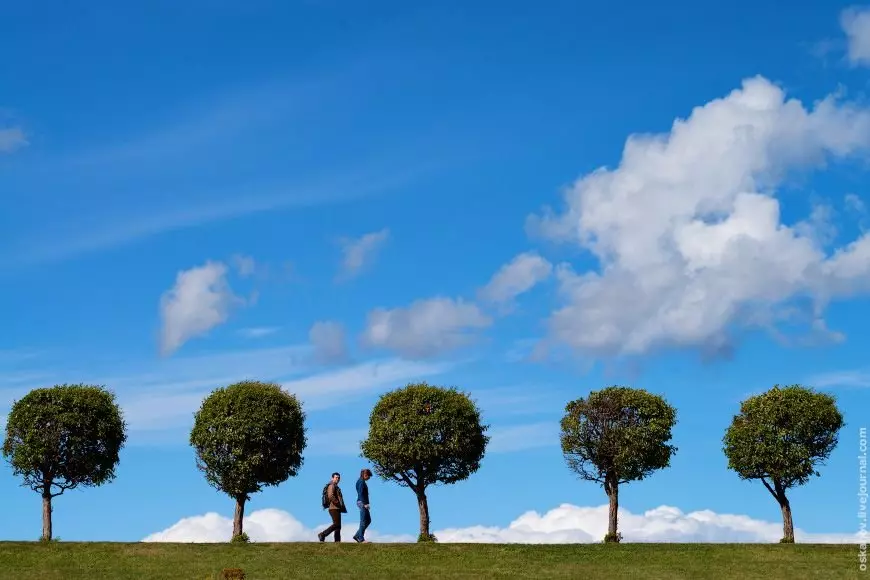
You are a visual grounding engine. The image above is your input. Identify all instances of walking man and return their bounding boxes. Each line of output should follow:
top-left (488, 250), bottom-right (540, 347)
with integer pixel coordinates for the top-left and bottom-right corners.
top-left (318, 472), bottom-right (347, 542)
top-left (353, 468), bottom-right (373, 543)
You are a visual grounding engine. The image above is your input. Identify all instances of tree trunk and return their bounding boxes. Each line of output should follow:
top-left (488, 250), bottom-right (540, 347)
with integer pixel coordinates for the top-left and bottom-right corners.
top-left (779, 496), bottom-right (794, 543)
top-left (416, 490), bottom-right (431, 539)
top-left (233, 496), bottom-right (246, 538)
top-left (773, 481), bottom-right (794, 543)
top-left (604, 473), bottom-right (619, 542)
top-left (41, 491), bottom-right (52, 542)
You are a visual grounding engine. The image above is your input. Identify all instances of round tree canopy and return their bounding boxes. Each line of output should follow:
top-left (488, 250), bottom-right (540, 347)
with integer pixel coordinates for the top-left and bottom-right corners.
top-left (2, 383), bottom-right (127, 495)
top-left (361, 382), bottom-right (489, 489)
top-left (723, 384), bottom-right (844, 487)
top-left (189, 380), bottom-right (307, 499)
top-left (560, 385), bottom-right (677, 485)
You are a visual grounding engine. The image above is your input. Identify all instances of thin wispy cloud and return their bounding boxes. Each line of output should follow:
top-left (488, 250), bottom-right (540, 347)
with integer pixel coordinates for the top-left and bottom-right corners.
top-left (56, 82), bottom-right (313, 171)
top-left (309, 321), bottom-right (349, 364)
top-left (305, 427), bottom-right (368, 456)
top-left (488, 421), bottom-right (559, 453)
top-left (806, 369), bottom-right (870, 388)
top-left (0, 344), bottom-right (311, 441)
top-left (238, 326), bottom-right (280, 339)
top-left (282, 358), bottom-right (455, 411)
top-left (337, 228), bottom-right (390, 280)
top-left (41, 349), bottom-right (458, 441)
top-left (6, 163), bottom-right (432, 267)
top-left (0, 127), bottom-right (27, 153)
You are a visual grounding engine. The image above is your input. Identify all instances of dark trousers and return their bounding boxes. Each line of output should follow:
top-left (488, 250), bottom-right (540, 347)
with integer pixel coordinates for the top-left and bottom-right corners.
top-left (321, 509), bottom-right (342, 541)
top-left (354, 503), bottom-right (371, 540)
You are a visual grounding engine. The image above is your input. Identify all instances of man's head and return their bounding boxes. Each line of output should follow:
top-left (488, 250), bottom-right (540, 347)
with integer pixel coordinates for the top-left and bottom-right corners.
top-left (331, 472), bottom-right (341, 483)
top-left (360, 468), bottom-right (372, 480)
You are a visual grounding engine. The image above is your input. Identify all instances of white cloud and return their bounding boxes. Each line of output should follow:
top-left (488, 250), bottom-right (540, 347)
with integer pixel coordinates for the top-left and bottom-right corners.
top-left (362, 297), bottom-right (492, 358)
top-left (238, 326), bottom-right (280, 339)
top-left (525, 76), bottom-right (870, 358)
top-left (478, 252), bottom-right (552, 306)
top-left (841, 6), bottom-right (870, 66)
top-left (309, 321), bottom-right (349, 364)
top-left (159, 261), bottom-right (243, 355)
top-left (0, 127), bottom-right (27, 153)
top-left (143, 504), bottom-right (859, 544)
top-left (338, 228), bottom-right (390, 279)
top-left (436, 504), bottom-right (859, 544)
top-left (143, 508), bottom-right (413, 543)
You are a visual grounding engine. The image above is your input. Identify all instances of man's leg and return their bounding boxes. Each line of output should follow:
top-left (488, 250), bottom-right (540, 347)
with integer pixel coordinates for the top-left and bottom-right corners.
top-left (331, 509), bottom-right (342, 542)
top-left (319, 510), bottom-right (339, 541)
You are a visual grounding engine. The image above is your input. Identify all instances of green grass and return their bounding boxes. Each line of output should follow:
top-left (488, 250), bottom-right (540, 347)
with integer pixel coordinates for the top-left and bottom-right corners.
top-left (0, 542), bottom-right (863, 579)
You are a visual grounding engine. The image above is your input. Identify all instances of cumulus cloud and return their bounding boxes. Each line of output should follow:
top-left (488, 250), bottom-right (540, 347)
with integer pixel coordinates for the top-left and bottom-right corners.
top-left (159, 261), bottom-right (243, 355)
top-left (309, 321), bottom-right (349, 364)
top-left (338, 228), bottom-right (390, 280)
top-left (143, 504), bottom-right (859, 544)
top-left (524, 76), bottom-right (870, 358)
top-left (0, 127), bottom-right (27, 153)
top-left (143, 508), bottom-right (413, 543)
top-left (841, 6), bottom-right (870, 66)
top-left (478, 251), bottom-right (552, 307)
top-left (362, 297), bottom-right (492, 358)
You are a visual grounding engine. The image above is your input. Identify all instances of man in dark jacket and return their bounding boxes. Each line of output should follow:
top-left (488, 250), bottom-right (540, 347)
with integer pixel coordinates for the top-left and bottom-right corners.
top-left (317, 472), bottom-right (347, 542)
top-left (353, 468), bottom-right (373, 543)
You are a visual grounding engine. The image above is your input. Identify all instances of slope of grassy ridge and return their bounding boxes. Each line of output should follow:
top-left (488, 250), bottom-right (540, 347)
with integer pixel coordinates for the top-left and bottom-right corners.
top-left (0, 542), bottom-right (862, 579)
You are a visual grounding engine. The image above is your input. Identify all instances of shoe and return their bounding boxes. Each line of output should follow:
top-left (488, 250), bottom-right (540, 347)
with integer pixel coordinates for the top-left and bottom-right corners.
top-left (317, 533), bottom-right (325, 542)
top-left (353, 536), bottom-right (362, 543)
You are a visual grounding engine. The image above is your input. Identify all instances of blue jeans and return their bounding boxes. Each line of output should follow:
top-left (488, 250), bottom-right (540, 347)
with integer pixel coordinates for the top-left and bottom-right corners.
top-left (354, 501), bottom-right (371, 540)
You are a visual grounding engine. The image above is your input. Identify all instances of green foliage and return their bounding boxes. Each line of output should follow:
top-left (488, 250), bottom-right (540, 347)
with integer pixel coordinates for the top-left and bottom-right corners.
top-left (722, 384), bottom-right (844, 489)
top-left (189, 381), bottom-right (307, 501)
top-left (2, 384), bottom-right (127, 497)
top-left (417, 533), bottom-right (438, 543)
top-left (559, 386), bottom-right (677, 485)
top-left (360, 382), bottom-right (489, 490)
top-left (603, 532), bottom-right (623, 543)
top-left (230, 533), bottom-right (250, 544)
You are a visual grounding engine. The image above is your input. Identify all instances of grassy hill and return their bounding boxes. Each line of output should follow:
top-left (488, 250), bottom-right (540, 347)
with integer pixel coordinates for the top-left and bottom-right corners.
top-left (0, 542), bottom-right (862, 579)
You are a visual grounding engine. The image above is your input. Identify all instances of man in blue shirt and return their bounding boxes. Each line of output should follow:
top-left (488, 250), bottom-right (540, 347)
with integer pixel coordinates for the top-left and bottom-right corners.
top-left (352, 468), bottom-right (372, 543)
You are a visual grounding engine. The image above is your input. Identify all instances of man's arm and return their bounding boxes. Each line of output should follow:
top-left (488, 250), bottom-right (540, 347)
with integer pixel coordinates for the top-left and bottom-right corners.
top-left (327, 483), bottom-right (337, 506)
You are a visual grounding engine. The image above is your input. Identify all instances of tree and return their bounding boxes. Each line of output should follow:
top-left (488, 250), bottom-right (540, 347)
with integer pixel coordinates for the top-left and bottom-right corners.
top-left (2, 384), bottom-right (127, 541)
top-left (360, 382), bottom-right (489, 541)
top-left (723, 384), bottom-right (844, 543)
top-left (560, 386), bottom-right (677, 543)
top-left (189, 380), bottom-right (306, 541)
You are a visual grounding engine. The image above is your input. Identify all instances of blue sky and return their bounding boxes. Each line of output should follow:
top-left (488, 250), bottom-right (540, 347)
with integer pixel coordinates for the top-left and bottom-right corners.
top-left (1, 0), bottom-right (869, 543)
